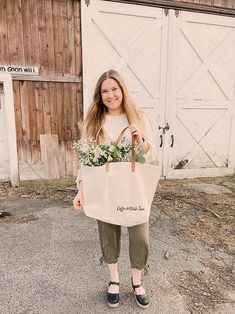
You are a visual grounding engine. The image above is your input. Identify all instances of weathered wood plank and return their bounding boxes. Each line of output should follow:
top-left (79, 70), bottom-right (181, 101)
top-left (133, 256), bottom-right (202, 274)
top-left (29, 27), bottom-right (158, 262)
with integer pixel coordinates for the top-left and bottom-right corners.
top-left (21, 0), bottom-right (32, 65)
top-left (29, 0), bottom-right (40, 66)
top-left (50, 82), bottom-right (58, 134)
top-left (15, 0), bottom-right (25, 64)
top-left (61, 0), bottom-right (70, 74)
top-left (200, 0), bottom-right (211, 5)
top-left (45, 0), bottom-right (56, 74)
top-left (17, 141), bottom-right (24, 164)
top-left (227, 0), bottom-right (234, 9)
top-left (41, 81), bottom-right (52, 133)
top-left (64, 82), bottom-right (72, 141)
top-left (56, 82), bottom-right (65, 140)
top-left (6, 0), bottom-right (21, 64)
top-left (40, 134), bottom-right (60, 178)
top-left (13, 81), bottom-right (23, 142)
top-left (27, 81), bottom-right (37, 142)
top-left (59, 140), bottom-right (66, 177)
top-left (67, 0), bottom-right (76, 75)
top-left (31, 140), bottom-right (40, 163)
top-left (65, 141), bottom-right (73, 177)
top-left (35, 82), bottom-right (44, 138)
top-left (74, 0), bottom-right (82, 77)
top-left (0, 0), bottom-right (10, 64)
top-left (20, 81), bottom-right (32, 163)
top-left (70, 83), bottom-right (79, 140)
top-left (37, 0), bottom-right (48, 74)
top-left (110, 0), bottom-right (235, 16)
top-left (12, 75), bottom-right (82, 82)
top-left (52, 0), bottom-right (63, 74)
top-left (76, 83), bottom-right (83, 133)
top-left (19, 81), bottom-right (30, 144)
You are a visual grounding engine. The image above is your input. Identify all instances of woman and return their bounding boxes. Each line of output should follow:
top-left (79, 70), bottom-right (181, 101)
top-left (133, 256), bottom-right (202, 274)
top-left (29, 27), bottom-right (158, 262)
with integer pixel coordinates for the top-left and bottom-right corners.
top-left (73, 69), bottom-right (156, 309)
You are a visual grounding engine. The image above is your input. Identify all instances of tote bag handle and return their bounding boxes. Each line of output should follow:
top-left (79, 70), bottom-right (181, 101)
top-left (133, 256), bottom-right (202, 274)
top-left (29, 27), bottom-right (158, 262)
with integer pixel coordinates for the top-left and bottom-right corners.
top-left (96, 126), bottom-right (136, 172)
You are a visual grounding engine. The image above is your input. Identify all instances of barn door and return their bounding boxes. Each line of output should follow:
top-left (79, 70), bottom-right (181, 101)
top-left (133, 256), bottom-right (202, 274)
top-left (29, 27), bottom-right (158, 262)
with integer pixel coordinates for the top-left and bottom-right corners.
top-left (81, 0), bottom-right (168, 171)
top-left (164, 10), bottom-right (235, 178)
top-left (81, 1), bottom-right (235, 179)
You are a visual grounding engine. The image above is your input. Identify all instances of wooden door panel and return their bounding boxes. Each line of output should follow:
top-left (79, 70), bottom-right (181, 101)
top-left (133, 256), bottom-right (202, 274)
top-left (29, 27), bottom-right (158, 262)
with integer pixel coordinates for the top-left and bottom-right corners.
top-left (81, 0), bottom-right (168, 170)
top-left (166, 10), bottom-right (235, 178)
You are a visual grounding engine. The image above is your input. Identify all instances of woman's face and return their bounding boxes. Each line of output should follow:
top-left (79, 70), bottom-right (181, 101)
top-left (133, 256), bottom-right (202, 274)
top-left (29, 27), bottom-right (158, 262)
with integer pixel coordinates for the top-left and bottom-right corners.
top-left (100, 78), bottom-right (123, 115)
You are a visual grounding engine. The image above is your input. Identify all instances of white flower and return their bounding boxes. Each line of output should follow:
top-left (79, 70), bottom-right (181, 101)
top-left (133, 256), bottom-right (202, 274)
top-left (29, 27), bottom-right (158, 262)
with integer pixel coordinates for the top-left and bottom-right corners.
top-left (73, 137), bottom-right (137, 166)
top-left (109, 145), bottom-right (115, 152)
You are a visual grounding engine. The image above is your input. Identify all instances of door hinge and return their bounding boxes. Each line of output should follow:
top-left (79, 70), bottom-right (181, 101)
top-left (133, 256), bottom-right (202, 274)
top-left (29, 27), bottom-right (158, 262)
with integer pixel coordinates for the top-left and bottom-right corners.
top-left (85, 0), bottom-right (90, 7)
top-left (175, 10), bottom-right (180, 18)
top-left (164, 9), bottom-right (169, 17)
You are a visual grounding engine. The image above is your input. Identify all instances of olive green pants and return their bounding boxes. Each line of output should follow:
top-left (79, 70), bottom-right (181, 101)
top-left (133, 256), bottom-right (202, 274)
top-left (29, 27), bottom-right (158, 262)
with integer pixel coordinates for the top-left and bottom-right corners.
top-left (97, 220), bottom-right (149, 269)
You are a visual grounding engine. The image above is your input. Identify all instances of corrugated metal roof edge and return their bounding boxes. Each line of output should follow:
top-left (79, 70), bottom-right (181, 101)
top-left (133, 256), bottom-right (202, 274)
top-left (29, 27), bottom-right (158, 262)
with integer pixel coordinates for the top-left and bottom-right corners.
top-left (104, 0), bottom-right (235, 17)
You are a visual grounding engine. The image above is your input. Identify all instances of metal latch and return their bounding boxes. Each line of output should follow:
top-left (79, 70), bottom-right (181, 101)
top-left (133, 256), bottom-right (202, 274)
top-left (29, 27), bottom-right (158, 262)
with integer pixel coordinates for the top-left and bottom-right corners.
top-left (159, 122), bottom-right (170, 134)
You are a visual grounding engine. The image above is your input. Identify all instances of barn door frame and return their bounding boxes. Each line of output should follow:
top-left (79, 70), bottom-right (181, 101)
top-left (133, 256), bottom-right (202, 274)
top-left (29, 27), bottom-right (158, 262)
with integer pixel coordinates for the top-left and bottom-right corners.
top-left (0, 73), bottom-right (19, 186)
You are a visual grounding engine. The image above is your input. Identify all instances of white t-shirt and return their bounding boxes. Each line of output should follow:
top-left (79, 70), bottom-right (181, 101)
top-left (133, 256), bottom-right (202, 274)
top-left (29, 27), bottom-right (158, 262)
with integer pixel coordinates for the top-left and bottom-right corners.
top-left (103, 113), bottom-right (131, 144)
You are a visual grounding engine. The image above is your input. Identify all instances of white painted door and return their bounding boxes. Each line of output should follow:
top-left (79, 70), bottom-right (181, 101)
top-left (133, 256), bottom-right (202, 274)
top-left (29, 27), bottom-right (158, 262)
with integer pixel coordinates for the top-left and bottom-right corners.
top-left (165, 10), bottom-right (235, 178)
top-left (0, 84), bottom-right (10, 180)
top-left (81, 0), bottom-right (168, 170)
top-left (81, 0), bottom-right (235, 178)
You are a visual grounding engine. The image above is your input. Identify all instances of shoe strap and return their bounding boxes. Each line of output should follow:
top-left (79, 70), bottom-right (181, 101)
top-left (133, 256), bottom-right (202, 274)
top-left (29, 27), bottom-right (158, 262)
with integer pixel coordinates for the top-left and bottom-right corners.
top-left (133, 283), bottom-right (142, 289)
top-left (109, 281), bottom-right (119, 286)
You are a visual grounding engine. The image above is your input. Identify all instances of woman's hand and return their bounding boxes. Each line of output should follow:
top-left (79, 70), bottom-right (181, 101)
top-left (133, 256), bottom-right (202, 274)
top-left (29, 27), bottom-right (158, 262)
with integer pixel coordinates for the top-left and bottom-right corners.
top-left (73, 190), bottom-right (84, 213)
top-left (129, 124), bottom-right (142, 143)
top-left (129, 124), bottom-right (150, 154)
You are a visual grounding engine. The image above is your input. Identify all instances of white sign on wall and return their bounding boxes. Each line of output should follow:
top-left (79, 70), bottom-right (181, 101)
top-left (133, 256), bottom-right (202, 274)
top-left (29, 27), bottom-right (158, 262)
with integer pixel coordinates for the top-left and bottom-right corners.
top-left (0, 65), bottom-right (39, 75)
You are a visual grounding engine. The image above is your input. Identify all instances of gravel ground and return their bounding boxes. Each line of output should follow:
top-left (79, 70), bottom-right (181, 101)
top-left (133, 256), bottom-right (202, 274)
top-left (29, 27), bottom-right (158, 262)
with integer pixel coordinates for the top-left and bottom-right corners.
top-left (0, 175), bottom-right (234, 314)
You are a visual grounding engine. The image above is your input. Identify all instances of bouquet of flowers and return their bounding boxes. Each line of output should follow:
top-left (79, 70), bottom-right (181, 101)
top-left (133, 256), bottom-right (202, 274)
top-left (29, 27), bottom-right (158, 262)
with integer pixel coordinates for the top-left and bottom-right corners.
top-left (73, 138), bottom-right (145, 167)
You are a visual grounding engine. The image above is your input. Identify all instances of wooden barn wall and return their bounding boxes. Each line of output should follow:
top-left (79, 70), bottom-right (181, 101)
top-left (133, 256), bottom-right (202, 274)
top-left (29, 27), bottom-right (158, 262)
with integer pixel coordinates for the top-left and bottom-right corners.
top-left (110, 0), bottom-right (235, 13)
top-left (167, 0), bottom-right (235, 9)
top-left (0, 0), bottom-right (82, 76)
top-left (0, 0), bottom-right (82, 179)
top-left (13, 80), bottom-right (82, 175)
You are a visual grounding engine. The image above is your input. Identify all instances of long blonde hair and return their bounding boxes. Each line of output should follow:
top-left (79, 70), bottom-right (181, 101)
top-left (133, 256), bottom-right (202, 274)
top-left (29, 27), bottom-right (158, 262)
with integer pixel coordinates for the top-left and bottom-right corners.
top-left (82, 69), bottom-right (145, 142)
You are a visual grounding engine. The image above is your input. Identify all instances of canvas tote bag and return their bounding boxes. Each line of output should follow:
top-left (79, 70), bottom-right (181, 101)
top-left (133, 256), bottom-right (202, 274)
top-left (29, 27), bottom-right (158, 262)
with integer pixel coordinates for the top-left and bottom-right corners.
top-left (81, 127), bottom-right (160, 226)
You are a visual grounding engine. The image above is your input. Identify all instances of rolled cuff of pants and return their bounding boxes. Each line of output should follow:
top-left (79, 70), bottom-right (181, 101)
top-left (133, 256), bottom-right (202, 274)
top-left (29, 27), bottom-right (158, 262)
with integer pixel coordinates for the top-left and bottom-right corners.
top-left (97, 220), bottom-right (149, 269)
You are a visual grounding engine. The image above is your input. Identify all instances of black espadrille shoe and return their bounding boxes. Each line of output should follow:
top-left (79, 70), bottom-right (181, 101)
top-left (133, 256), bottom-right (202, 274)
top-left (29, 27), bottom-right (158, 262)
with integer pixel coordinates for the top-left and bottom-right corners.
top-left (132, 280), bottom-right (149, 309)
top-left (107, 281), bottom-right (119, 308)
